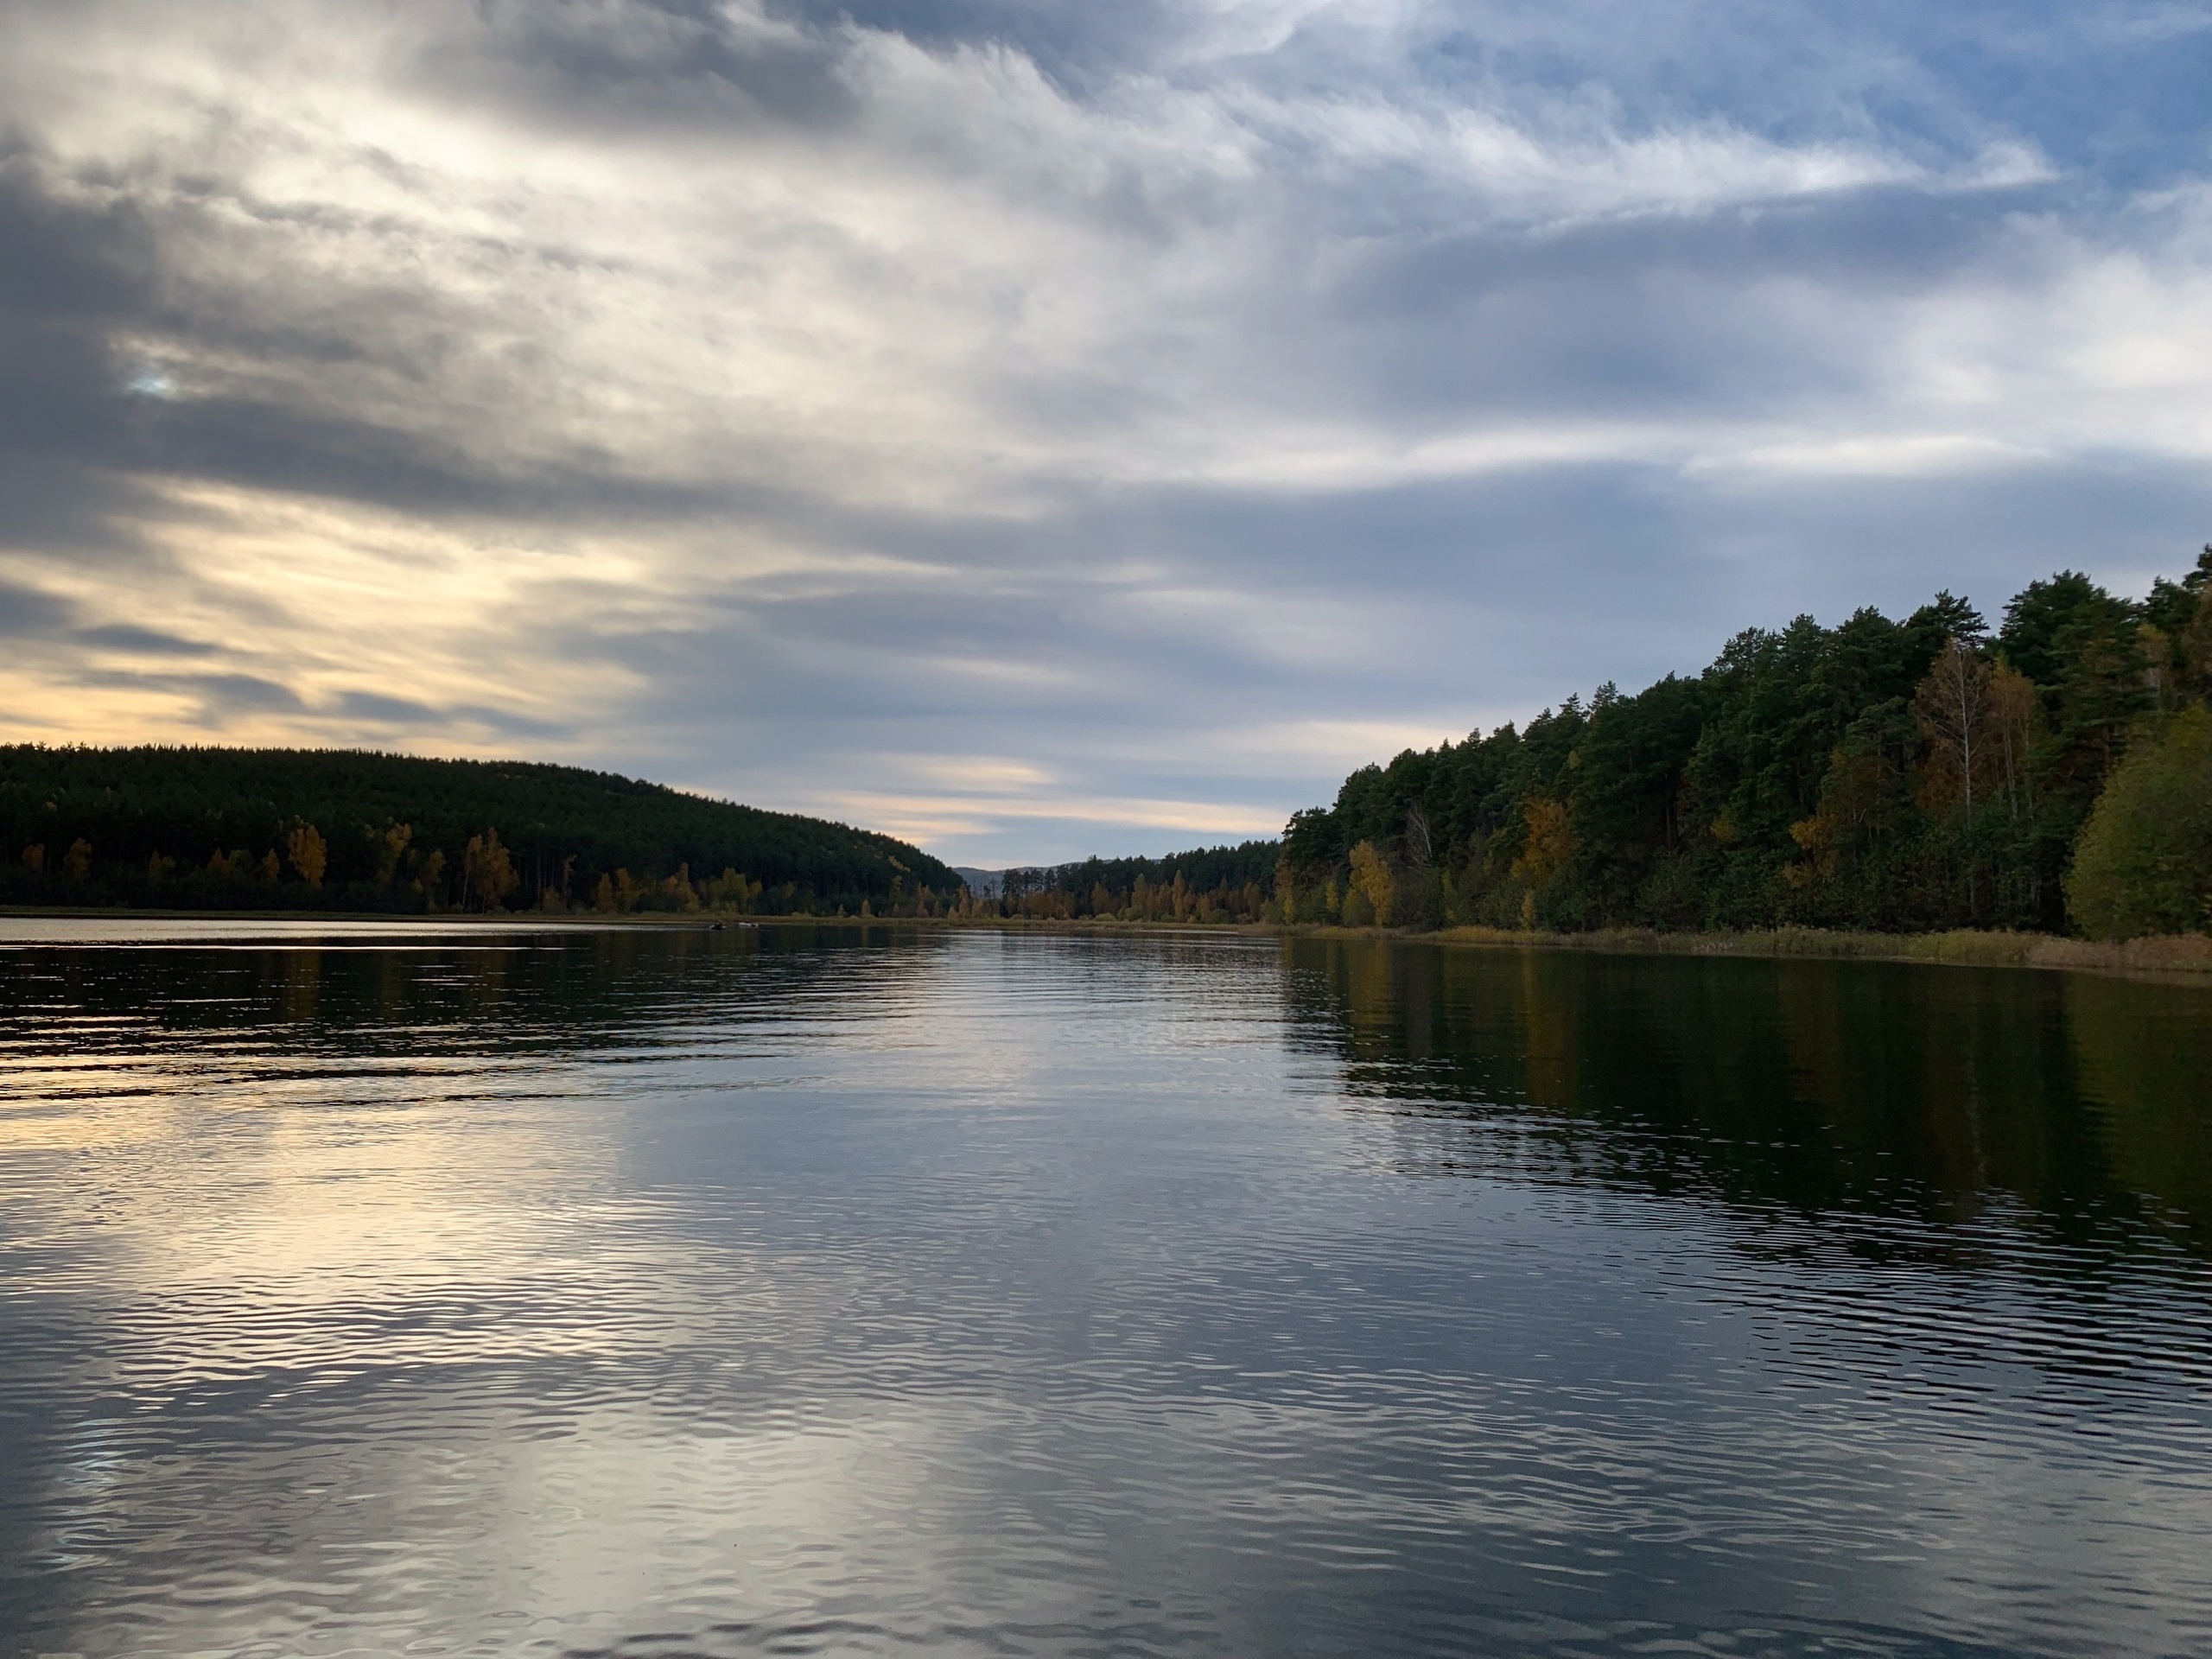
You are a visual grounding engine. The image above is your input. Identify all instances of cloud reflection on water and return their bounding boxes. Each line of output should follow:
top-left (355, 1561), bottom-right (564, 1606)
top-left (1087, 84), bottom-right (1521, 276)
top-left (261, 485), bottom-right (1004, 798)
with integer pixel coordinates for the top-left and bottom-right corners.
top-left (1, 925), bottom-right (2209, 1656)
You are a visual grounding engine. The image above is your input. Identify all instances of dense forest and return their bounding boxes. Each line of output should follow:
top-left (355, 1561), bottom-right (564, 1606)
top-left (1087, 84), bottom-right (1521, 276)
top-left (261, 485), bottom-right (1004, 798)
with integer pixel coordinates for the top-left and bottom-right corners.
top-left (983, 841), bottom-right (1282, 923)
top-left (0, 747), bottom-right (961, 915)
top-left (1283, 548), bottom-right (2212, 940)
top-left (998, 549), bottom-right (2212, 941)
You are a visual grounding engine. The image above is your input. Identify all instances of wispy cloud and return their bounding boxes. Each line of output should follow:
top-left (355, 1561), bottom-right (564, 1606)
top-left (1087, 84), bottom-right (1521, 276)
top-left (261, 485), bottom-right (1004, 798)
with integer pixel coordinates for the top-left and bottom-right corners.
top-left (1, 0), bottom-right (2209, 860)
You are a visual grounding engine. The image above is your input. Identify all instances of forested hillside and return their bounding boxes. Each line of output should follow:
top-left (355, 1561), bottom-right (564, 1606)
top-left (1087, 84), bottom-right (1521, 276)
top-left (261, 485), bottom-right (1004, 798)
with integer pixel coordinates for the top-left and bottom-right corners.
top-left (993, 549), bottom-right (2212, 940)
top-left (1283, 548), bottom-right (2212, 939)
top-left (988, 841), bottom-right (1281, 922)
top-left (0, 748), bottom-right (960, 915)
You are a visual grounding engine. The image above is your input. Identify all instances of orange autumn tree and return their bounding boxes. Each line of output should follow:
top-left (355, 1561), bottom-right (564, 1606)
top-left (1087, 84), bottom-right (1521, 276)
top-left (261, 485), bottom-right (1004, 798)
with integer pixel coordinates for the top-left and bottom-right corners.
top-left (461, 828), bottom-right (519, 911)
top-left (284, 822), bottom-right (328, 888)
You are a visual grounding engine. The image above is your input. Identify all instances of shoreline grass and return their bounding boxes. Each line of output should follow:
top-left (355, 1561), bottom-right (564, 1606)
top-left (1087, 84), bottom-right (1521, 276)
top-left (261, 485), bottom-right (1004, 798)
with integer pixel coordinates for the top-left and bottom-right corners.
top-left (1414, 921), bottom-right (2212, 979)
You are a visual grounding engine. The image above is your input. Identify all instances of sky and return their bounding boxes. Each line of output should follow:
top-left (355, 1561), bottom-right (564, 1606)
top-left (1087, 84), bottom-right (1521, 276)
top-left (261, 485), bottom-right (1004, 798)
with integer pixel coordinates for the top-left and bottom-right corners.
top-left (2, 0), bottom-right (2210, 867)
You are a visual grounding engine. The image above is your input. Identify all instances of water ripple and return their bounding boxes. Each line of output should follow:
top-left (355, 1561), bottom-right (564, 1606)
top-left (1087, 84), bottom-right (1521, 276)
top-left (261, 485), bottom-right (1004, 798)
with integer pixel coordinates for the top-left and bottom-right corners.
top-left (1, 925), bottom-right (2209, 1657)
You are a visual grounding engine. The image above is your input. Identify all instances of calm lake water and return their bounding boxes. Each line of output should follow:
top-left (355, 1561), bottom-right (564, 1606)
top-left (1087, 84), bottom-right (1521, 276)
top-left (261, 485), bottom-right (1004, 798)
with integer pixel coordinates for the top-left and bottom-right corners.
top-left (3, 921), bottom-right (2210, 1658)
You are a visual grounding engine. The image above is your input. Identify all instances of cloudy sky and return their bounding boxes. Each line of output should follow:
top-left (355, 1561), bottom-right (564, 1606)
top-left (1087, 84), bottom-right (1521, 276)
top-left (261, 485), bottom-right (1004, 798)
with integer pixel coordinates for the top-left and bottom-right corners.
top-left (3, 0), bottom-right (2209, 864)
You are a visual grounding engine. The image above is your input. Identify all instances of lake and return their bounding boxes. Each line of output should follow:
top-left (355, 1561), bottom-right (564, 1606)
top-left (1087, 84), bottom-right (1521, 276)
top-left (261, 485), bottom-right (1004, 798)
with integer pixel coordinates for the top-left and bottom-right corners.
top-left (3, 920), bottom-right (2209, 1657)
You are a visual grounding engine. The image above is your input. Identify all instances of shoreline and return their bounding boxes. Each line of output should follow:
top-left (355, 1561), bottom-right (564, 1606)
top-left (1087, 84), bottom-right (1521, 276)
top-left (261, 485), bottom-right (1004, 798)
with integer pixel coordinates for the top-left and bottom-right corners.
top-left (1415, 922), bottom-right (2212, 981)
top-left (3, 906), bottom-right (2207, 981)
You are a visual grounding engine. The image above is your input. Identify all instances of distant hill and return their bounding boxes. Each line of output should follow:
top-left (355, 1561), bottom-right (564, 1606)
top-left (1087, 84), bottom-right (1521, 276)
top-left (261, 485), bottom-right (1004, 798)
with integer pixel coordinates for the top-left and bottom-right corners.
top-left (1009, 841), bottom-right (1281, 901)
top-left (989, 840), bottom-right (1283, 922)
top-left (0, 746), bottom-right (961, 915)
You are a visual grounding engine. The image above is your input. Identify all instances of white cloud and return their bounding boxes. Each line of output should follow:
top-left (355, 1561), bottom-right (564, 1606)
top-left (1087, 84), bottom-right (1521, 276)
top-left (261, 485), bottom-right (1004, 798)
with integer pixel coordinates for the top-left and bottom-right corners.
top-left (2, 0), bottom-right (2210, 860)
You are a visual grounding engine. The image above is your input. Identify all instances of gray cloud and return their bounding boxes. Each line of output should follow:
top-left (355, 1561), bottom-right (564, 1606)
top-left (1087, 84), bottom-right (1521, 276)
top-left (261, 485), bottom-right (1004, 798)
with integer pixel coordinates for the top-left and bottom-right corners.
top-left (72, 624), bottom-right (218, 656)
top-left (0, 577), bottom-right (72, 636)
top-left (0, 0), bottom-right (2206, 859)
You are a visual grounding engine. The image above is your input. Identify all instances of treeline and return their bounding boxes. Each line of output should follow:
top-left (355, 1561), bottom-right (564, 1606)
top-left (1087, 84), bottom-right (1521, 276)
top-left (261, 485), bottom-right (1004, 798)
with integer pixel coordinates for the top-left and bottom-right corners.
top-left (0, 747), bottom-right (962, 916)
top-left (976, 841), bottom-right (1281, 922)
top-left (1280, 549), bottom-right (2212, 941)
